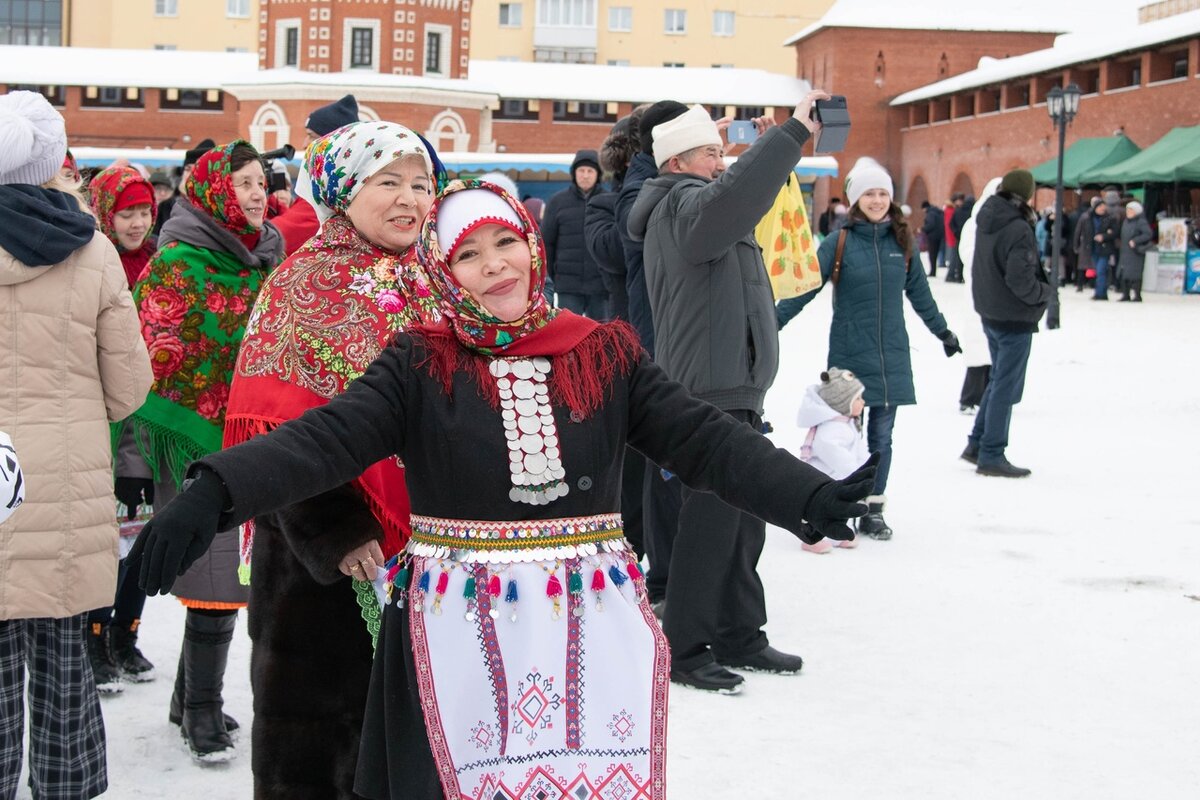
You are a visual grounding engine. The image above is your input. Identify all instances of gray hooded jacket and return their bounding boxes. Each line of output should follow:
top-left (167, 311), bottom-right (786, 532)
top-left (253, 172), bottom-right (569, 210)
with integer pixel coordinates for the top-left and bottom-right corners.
top-left (627, 117), bottom-right (810, 413)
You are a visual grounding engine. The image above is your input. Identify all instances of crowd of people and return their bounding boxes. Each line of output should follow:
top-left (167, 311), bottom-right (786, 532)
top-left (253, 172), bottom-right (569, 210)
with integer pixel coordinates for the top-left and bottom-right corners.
top-left (0, 73), bottom-right (1131, 798)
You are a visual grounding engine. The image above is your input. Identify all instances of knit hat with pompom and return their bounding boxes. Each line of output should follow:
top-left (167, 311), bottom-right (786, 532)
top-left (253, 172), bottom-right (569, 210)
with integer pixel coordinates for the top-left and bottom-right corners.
top-left (816, 368), bottom-right (865, 416)
top-left (0, 91), bottom-right (68, 186)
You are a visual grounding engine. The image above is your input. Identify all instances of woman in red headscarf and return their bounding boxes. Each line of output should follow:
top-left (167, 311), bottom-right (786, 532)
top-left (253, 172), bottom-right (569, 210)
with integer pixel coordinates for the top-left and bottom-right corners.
top-left (88, 165), bottom-right (158, 288)
top-left (132, 181), bottom-right (874, 799)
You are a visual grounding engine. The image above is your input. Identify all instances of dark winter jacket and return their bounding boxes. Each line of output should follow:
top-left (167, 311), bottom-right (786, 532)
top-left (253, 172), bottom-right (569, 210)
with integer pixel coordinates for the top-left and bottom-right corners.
top-left (584, 191), bottom-right (627, 319)
top-left (920, 205), bottom-right (944, 251)
top-left (542, 153), bottom-right (606, 295)
top-left (1082, 210), bottom-right (1120, 260)
top-left (196, 332), bottom-right (834, 546)
top-left (776, 217), bottom-right (950, 407)
top-left (1118, 213), bottom-right (1154, 280)
top-left (950, 198), bottom-right (974, 239)
top-left (971, 192), bottom-right (1050, 334)
top-left (627, 117), bottom-right (811, 414)
top-left (616, 152), bottom-right (658, 355)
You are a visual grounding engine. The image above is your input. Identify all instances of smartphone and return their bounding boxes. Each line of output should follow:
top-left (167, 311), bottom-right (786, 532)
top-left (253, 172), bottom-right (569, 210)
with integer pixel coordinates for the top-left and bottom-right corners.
top-left (811, 95), bottom-right (850, 153)
top-left (726, 120), bottom-right (759, 145)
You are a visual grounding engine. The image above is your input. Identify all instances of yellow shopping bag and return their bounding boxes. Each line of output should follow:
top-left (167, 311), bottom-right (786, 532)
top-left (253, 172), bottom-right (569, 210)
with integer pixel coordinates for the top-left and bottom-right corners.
top-left (756, 174), bottom-right (821, 300)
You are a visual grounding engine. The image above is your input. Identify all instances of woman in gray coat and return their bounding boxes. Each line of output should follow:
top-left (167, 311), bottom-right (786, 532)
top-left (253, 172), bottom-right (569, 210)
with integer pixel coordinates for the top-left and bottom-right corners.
top-left (1118, 201), bottom-right (1153, 302)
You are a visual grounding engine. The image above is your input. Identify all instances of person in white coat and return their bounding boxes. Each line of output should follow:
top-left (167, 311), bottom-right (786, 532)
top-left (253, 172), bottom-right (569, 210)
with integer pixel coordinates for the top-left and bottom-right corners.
top-left (954, 176), bottom-right (1001, 413)
top-left (795, 368), bottom-right (868, 554)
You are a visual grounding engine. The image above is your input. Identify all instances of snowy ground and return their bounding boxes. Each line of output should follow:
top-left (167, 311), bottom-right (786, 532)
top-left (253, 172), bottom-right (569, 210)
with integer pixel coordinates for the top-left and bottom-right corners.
top-left (20, 279), bottom-right (1200, 799)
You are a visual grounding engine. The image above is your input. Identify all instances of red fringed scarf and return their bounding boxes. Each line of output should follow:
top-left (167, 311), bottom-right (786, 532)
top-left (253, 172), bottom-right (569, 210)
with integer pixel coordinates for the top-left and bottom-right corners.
top-left (411, 315), bottom-right (642, 420)
top-left (224, 215), bottom-right (443, 572)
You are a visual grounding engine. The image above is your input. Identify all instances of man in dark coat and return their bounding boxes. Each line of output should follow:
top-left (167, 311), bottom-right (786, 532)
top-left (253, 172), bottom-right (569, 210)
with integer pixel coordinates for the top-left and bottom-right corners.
top-left (963, 169), bottom-right (1050, 478)
top-left (1083, 196), bottom-right (1120, 300)
top-left (629, 96), bottom-right (827, 692)
top-left (948, 194), bottom-right (974, 282)
top-left (818, 196), bottom-right (842, 237)
top-left (920, 200), bottom-right (944, 277)
top-left (543, 149), bottom-right (607, 318)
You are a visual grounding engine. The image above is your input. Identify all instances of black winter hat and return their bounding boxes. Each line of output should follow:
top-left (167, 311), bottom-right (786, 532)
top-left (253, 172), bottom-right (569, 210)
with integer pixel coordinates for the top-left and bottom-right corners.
top-left (571, 149), bottom-right (600, 177)
top-left (638, 101), bottom-right (688, 156)
top-left (306, 94), bottom-right (360, 137)
top-left (182, 138), bottom-right (216, 168)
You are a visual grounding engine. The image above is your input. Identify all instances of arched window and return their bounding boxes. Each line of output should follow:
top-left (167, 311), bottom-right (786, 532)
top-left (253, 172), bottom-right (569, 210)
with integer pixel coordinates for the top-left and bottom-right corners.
top-left (249, 101), bottom-right (291, 152)
top-left (426, 108), bottom-right (471, 152)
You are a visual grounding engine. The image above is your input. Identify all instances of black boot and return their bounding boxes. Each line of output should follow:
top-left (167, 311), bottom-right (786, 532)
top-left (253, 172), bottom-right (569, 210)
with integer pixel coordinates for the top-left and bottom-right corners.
top-left (856, 496), bottom-right (893, 541)
top-left (170, 649), bottom-right (239, 734)
top-left (1132, 288), bottom-right (1143, 302)
top-left (110, 619), bottom-right (155, 682)
top-left (86, 622), bottom-right (123, 694)
top-left (179, 611), bottom-right (237, 763)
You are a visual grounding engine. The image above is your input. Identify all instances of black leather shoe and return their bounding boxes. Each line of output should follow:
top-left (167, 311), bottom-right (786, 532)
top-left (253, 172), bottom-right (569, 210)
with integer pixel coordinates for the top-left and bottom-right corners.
top-left (977, 458), bottom-right (1032, 478)
top-left (670, 662), bottom-right (744, 694)
top-left (960, 444), bottom-right (979, 464)
top-left (720, 645), bottom-right (804, 675)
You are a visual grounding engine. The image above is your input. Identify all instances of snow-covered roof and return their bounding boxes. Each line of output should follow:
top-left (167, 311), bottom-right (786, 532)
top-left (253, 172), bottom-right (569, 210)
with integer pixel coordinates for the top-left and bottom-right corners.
top-left (890, 9), bottom-right (1200, 106)
top-left (224, 67), bottom-right (494, 99)
top-left (467, 60), bottom-right (810, 107)
top-left (783, 0), bottom-right (1144, 46)
top-left (0, 45), bottom-right (257, 89)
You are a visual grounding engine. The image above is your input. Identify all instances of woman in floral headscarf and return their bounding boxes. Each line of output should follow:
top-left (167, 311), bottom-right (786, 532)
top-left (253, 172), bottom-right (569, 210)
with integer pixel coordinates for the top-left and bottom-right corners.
top-left (88, 165), bottom-right (158, 288)
top-left (132, 181), bottom-right (874, 798)
top-left (223, 121), bottom-right (445, 798)
top-left (127, 140), bottom-right (283, 763)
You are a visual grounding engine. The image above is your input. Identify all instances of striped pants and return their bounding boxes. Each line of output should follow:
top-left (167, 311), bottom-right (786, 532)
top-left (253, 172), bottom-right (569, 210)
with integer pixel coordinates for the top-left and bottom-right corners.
top-left (0, 616), bottom-right (107, 800)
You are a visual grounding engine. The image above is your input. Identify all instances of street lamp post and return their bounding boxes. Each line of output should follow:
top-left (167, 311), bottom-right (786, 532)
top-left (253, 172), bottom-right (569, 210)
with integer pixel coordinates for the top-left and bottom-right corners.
top-left (1046, 83), bottom-right (1081, 330)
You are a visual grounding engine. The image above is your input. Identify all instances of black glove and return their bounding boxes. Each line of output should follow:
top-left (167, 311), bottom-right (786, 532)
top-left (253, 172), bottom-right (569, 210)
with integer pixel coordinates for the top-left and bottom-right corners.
top-left (128, 467), bottom-right (230, 596)
top-left (939, 330), bottom-right (963, 357)
top-left (114, 477), bottom-right (155, 520)
top-left (801, 453), bottom-right (878, 542)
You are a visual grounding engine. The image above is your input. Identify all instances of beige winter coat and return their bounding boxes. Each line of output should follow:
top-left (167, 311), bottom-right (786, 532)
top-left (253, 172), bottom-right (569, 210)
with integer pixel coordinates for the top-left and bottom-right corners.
top-left (0, 233), bottom-right (153, 620)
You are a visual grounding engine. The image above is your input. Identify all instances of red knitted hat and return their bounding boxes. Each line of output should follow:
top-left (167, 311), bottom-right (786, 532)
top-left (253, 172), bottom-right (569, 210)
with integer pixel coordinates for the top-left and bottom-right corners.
top-left (113, 181), bottom-right (154, 213)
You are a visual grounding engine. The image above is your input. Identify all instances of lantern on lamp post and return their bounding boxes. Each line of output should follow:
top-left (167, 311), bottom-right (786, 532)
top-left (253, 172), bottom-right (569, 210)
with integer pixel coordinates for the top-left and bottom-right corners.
top-left (1045, 82), bottom-right (1081, 329)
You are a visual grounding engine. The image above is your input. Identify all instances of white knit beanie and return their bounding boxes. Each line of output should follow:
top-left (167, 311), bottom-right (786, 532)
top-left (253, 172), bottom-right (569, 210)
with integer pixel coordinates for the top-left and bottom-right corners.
top-left (844, 157), bottom-right (893, 208)
top-left (436, 188), bottom-right (524, 261)
top-left (652, 104), bottom-right (722, 169)
top-left (0, 91), bottom-right (68, 186)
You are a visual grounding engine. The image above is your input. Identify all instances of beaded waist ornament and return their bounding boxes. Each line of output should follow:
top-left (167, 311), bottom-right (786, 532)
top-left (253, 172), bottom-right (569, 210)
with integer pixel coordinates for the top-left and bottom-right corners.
top-left (381, 513), bottom-right (646, 621)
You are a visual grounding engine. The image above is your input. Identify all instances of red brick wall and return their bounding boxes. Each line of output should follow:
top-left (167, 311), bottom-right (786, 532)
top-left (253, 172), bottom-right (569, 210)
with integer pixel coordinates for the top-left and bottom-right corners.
top-left (262, 0), bottom-right (469, 78)
top-left (897, 74), bottom-right (1200, 212)
top-left (791, 27), bottom-right (1056, 217)
top-left (0, 85), bottom-right (241, 149)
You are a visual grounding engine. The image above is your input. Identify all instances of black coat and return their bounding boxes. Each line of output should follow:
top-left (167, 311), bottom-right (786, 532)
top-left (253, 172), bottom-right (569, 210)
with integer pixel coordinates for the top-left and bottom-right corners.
top-left (543, 183), bottom-right (606, 295)
top-left (616, 153), bottom-right (659, 355)
top-left (950, 200), bottom-right (974, 239)
top-left (971, 193), bottom-right (1051, 332)
top-left (584, 191), bottom-right (628, 320)
top-left (1080, 210), bottom-right (1120, 259)
top-left (196, 330), bottom-right (833, 795)
top-left (920, 206), bottom-right (944, 250)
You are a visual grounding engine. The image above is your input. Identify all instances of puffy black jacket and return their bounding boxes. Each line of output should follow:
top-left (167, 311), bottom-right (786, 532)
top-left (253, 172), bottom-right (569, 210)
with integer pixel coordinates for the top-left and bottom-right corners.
top-left (971, 192), bottom-right (1051, 333)
top-left (584, 191), bottom-right (628, 320)
top-left (542, 156), bottom-right (606, 296)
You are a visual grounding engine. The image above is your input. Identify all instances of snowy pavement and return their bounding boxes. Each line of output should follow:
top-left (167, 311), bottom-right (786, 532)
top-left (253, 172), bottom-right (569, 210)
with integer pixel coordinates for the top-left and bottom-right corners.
top-left (22, 279), bottom-right (1199, 799)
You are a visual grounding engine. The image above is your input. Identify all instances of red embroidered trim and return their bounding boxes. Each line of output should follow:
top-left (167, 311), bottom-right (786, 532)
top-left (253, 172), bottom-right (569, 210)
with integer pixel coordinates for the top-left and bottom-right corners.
top-left (409, 556), bottom-right (463, 799)
top-left (631, 552), bottom-right (670, 800)
top-left (473, 563), bottom-right (509, 757)
top-left (564, 556), bottom-right (584, 750)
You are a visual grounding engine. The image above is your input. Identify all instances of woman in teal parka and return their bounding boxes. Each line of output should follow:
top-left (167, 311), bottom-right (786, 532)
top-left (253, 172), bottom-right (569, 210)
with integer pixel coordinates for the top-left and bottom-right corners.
top-left (777, 159), bottom-right (960, 539)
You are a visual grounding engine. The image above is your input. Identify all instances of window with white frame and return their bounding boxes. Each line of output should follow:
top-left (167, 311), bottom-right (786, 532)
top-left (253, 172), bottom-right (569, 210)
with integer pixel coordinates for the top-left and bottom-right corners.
top-left (664, 9), bottom-right (686, 34)
top-left (423, 23), bottom-right (452, 76)
top-left (537, 0), bottom-right (596, 27)
top-left (155, 0), bottom-right (178, 17)
top-left (712, 10), bottom-right (734, 37)
top-left (275, 19), bottom-right (301, 68)
top-left (226, 0), bottom-right (250, 19)
top-left (499, 3), bottom-right (523, 27)
top-left (663, 61), bottom-right (684, 68)
top-left (342, 19), bottom-right (380, 71)
top-left (608, 6), bottom-right (631, 32)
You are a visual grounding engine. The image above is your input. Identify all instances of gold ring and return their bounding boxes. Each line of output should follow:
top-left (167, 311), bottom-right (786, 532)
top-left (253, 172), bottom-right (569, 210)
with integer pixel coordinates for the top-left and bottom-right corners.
top-left (350, 563), bottom-right (362, 571)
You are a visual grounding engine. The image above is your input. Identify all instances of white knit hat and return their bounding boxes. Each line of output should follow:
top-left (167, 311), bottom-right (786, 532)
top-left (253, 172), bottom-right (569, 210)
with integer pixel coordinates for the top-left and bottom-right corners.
top-left (0, 91), bottom-right (68, 186)
top-left (844, 157), bottom-right (893, 208)
top-left (652, 104), bottom-right (722, 168)
top-left (436, 187), bottom-right (524, 261)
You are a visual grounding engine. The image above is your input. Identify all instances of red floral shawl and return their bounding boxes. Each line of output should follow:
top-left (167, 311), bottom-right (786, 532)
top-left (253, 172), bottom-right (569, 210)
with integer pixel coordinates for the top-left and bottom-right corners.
top-left (224, 214), bottom-right (443, 562)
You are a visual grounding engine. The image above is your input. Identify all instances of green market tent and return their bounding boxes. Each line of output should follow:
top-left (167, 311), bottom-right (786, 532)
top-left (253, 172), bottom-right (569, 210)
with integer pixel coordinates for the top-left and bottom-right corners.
top-left (1077, 125), bottom-right (1200, 185)
top-left (1030, 135), bottom-right (1141, 187)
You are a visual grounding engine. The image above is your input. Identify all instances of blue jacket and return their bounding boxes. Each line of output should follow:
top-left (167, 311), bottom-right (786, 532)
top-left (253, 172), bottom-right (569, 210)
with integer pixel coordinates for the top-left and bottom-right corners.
top-left (776, 218), bottom-right (949, 407)
top-left (616, 152), bottom-right (659, 355)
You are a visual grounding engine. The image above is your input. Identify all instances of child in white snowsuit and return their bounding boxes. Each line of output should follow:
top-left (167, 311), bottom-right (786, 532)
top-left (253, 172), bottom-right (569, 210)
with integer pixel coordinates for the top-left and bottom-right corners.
top-left (796, 368), bottom-right (868, 553)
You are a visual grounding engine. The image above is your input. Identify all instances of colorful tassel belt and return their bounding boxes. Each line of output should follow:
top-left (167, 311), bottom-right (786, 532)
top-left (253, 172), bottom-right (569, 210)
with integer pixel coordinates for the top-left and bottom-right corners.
top-left (405, 513), bottom-right (628, 564)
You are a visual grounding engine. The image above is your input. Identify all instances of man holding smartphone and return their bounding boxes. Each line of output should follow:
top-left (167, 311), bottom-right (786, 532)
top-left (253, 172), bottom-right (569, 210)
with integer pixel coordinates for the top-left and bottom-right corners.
top-left (627, 91), bottom-right (829, 693)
